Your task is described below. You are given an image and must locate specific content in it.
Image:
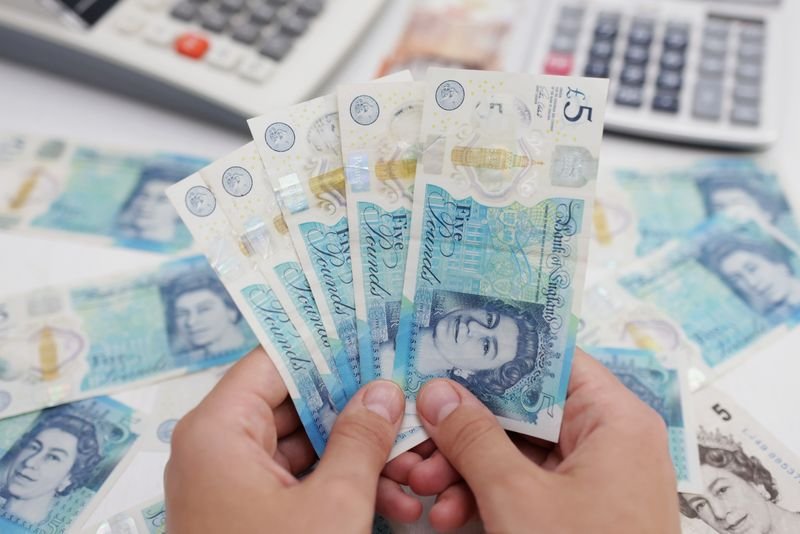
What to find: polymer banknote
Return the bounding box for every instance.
[679,387,800,534]
[591,156,799,275]
[0,255,256,420]
[249,95,363,389]
[167,174,340,455]
[195,142,350,406]
[86,496,166,534]
[338,80,425,382]
[582,215,800,388]
[0,396,142,534]
[393,68,608,448]
[585,347,702,493]
[0,134,206,253]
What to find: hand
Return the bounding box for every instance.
[406,348,681,533]
[164,348,423,533]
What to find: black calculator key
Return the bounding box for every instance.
[731,105,760,126]
[702,37,727,58]
[734,83,761,104]
[280,11,309,36]
[220,0,245,12]
[660,50,685,71]
[268,0,290,5]
[620,65,645,86]
[584,60,610,78]
[624,45,649,65]
[699,56,725,78]
[590,40,614,60]
[616,85,643,107]
[594,13,619,41]
[664,27,689,51]
[628,19,654,46]
[653,91,679,113]
[296,0,324,17]
[200,8,228,32]
[232,22,261,44]
[656,70,682,91]
[259,33,293,60]
[171,1,198,21]
[250,3,276,24]
[693,81,723,120]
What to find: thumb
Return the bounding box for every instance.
[312,380,404,497]
[417,379,534,497]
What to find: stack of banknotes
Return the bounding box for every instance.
[3,64,800,533]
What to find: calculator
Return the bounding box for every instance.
[529,0,783,149]
[0,0,386,128]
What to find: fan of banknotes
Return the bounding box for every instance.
[3,66,800,534]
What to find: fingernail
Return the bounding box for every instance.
[363,381,404,423]
[418,381,460,425]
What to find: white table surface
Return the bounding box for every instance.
[1,0,799,530]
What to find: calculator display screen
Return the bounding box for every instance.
[54,0,120,26]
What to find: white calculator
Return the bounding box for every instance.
[529,0,784,149]
[0,0,386,127]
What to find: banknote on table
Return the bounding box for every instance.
[85,496,166,534]
[0,134,206,253]
[582,215,800,389]
[392,68,608,450]
[584,347,702,493]
[679,387,800,533]
[248,95,363,390]
[0,255,256,420]
[0,396,142,533]
[167,174,340,455]
[591,156,800,276]
[195,142,349,407]
[338,80,425,382]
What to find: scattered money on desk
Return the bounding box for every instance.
[0,255,257,420]
[0,134,207,253]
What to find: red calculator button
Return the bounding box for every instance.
[544,53,573,76]
[175,33,209,59]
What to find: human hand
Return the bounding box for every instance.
[164,347,423,533]
[405,348,681,533]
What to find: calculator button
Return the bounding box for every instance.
[544,53,573,75]
[170,1,198,22]
[115,14,145,34]
[557,17,582,36]
[660,50,685,71]
[628,19,654,46]
[734,84,760,104]
[232,22,261,44]
[653,91,679,113]
[740,24,765,44]
[664,26,689,51]
[259,33,293,60]
[624,45,649,65]
[560,6,585,19]
[702,37,727,58]
[693,82,723,120]
[175,33,209,59]
[594,13,619,41]
[620,65,646,86]
[250,4,276,24]
[699,57,725,78]
[296,0,324,17]
[143,23,177,46]
[616,85,643,107]
[200,8,228,32]
[731,105,760,126]
[551,34,577,53]
[584,60,610,78]
[704,19,730,40]
[656,70,682,91]
[238,55,275,82]
[590,40,614,60]
[207,45,241,70]
[279,12,309,36]
[738,42,764,62]
[220,0,245,12]
[268,0,291,5]
[736,62,762,81]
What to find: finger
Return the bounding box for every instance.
[311,380,404,502]
[407,451,461,496]
[428,482,477,533]
[204,347,289,411]
[375,477,423,524]
[275,429,317,475]
[416,379,534,496]
[568,348,625,396]
[382,451,424,485]
[274,399,301,438]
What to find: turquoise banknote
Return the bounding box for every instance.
[196,142,351,405]
[168,174,341,454]
[585,347,701,493]
[338,78,424,382]
[249,97,362,389]
[0,256,256,420]
[585,215,800,386]
[592,156,800,274]
[0,134,206,253]
[393,68,608,448]
[679,387,800,534]
[0,396,142,534]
